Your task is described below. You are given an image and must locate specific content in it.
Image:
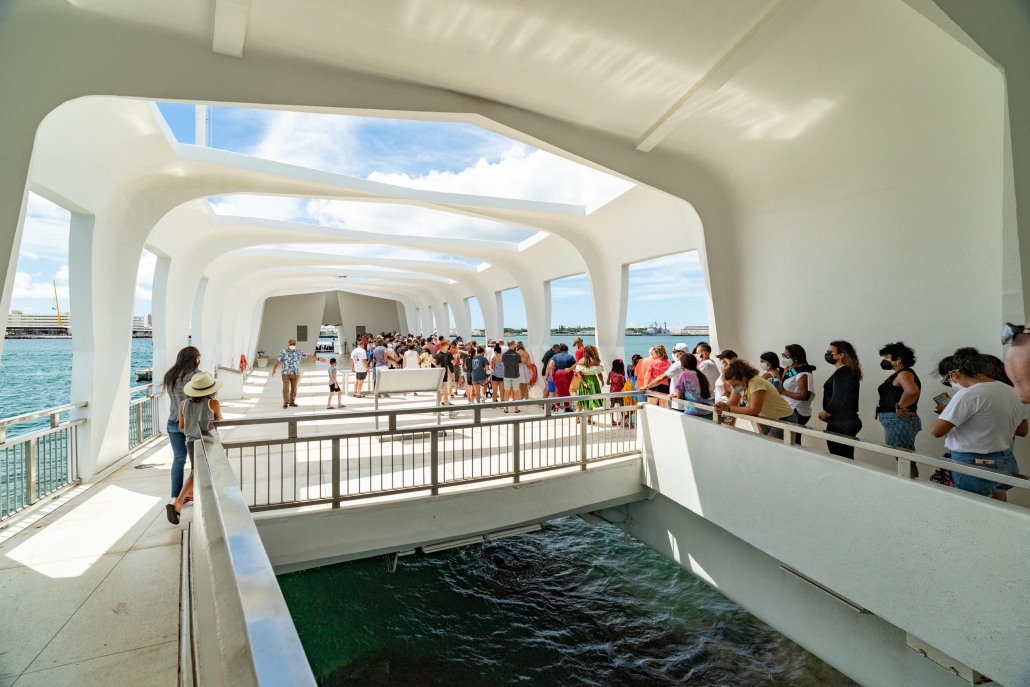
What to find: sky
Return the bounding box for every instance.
[9,104,709,327]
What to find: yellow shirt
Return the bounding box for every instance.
[742,376,794,421]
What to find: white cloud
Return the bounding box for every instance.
[12,270,69,300]
[246,110,361,175]
[19,194,70,262]
[368,143,632,212]
[136,250,157,288]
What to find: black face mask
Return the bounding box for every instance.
[880,359,893,371]
[824,353,837,365]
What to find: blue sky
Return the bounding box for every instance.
[10,104,709,328]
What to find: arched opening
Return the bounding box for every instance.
[625,251,709,360]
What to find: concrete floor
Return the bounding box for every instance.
[0,440,181,686]
[0,361,634,685]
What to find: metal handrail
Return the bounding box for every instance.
[222,403,637,449]
[216,391,640,428]
[189,437,316,686]
[0,419,86,448]
[0,402,88,429]
[658,394,1030,491]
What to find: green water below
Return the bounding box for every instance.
[279,517,856,686]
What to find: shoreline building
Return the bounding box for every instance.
[0,2,1028,686]
[6,309,72,337]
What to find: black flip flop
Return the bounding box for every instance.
[165,503,180,525]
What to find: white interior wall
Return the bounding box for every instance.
[332,291,402,344]
[256,294,326,356]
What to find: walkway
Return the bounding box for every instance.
[0,361,619,685]
[0,440,180,686]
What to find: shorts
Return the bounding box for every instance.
[328,383,341,392]
[355,372,367,381]
[492,376,504,383]
[466,374,474,385]
[519,365,531,384]
[503,378,518,390]
[472,376,488,385]
[547,379,556,393]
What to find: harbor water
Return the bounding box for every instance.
[280,517,855,686]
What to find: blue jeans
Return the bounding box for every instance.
[878,412,921,450]
[167,418,192,498]
[949,448,1018,496]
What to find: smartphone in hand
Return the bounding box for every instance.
[933,392,951,407]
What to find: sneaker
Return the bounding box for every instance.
[448,410,460,418]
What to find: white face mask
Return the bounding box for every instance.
[289,345,296,351]
[781,356,793,367]
[760,362,771,371]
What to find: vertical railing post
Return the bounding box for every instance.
[25,440,38,505]
[331,439,341,508]
[388,413,397,433]
[430,430,440,495]
[288,421,297,440]
[579,415,588,469]
[134,403,144,447]
[49,412,60,429]
[512,422,521,483]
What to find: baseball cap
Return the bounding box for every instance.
[715,349,737,360]
[673,343,689,352]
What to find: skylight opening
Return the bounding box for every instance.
[155,102,634,210]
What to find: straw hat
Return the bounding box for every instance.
[184,371,224,397]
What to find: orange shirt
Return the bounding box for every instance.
[634,357,649,389]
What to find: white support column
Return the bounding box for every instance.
[69,212,139,479]
[442,287,471,340]
[495,291,505,341]
[588,260,629,368]
[150,254,172,426]
[519,278,551,368]
[191,277,209,354]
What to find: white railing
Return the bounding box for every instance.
[0,402,87,520]
[186,436,316,687]
[658,394,1030,494]
[217,392,641,511]
[128,384,160,449]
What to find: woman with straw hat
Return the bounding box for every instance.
[166,371,223,525]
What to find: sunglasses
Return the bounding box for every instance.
[941,369,958,387]
[1002,323,1027,345]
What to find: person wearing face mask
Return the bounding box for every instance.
[875,342,922,451]
[759,352,784,388]
[931,347,1027,499]
[271,338,326,409]
[714,359,795,438]
[778,344,815,443]
[693,342,721,394]
[817,340,863,458]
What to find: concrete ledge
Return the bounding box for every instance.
[256,456,648,573]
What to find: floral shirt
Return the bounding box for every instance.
[276,347,307,375]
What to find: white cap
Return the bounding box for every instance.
[674,343,690,352]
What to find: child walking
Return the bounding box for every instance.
[469,345,489,403]
[327,357,344,409]
[167,371,223,525]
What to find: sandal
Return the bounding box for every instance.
[503,407,509,414]
[165,503,180,525]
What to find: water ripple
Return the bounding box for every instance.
[279,517,856,687]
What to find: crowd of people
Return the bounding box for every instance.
[157,326,1029,524]
[634,338,1026,502]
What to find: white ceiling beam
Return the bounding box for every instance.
[635,0,811,152]
[212,0,252,57]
